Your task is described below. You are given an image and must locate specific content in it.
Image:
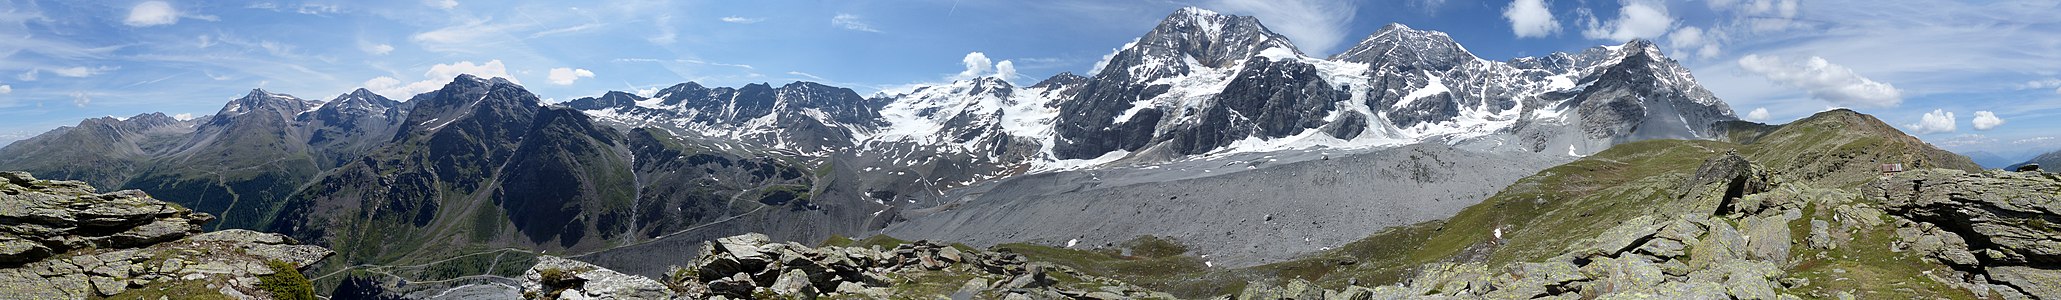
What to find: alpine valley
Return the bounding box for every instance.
[5,7,2052,300]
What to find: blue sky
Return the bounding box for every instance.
[2,0,2058,159]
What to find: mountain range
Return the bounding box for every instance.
[0,7,1751,297]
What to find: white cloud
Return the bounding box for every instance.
[995,60,1018,82]
[1971,111,2004,130]
[124,1,180,27]
[173,113,194,121]
[2023,79,2061,90]
[721,16,763,24]
[0,85,9,94]
[69,91,89,107]
[832,14,881,33]
[786,71,824,81]
[427,0,458,9]
[1907,109,1956,134]
[1580,1,1674,42]
[1737,54,1903,108]
[16,70,36,81]
[1502,0,1560,38]
[1744,107,1770,122]
[364,60,517,99]
[361,43,394,55]
[955,52,995,80]
[1666,26,1721,59]
[296,4,342,15]
[1708,0,1801,31]
[547,68,594,85]
[1209,0,1357,54]
[49,67,111,78]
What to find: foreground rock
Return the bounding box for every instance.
[1876,169,2061,299]
[0,171,333,299]
[524,233,1174,299]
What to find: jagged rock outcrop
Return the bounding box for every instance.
[1876,169,2061,299]
[0,171,332,299]
[524,233,1173,299]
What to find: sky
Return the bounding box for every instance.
[2,0,2058,160]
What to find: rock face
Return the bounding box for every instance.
[523,233,1173,299]
[1876,169,2061,299]
[0,171,333,299]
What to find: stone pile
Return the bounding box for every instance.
[524,233,1175,299]
[0,171,333,299]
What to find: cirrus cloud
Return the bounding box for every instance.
[123,1,214,27]
[832,14,881,33]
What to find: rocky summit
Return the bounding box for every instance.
[0,171,332,299]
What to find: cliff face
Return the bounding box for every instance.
[0,171,332,299]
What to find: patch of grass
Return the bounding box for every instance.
[258,259,317,300]
[995,239,1242,298]
[884,270,976,299]
[1121,235,1189,258]
[1786,211,1979,300]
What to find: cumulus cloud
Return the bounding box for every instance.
[173,113,194,121]
[1745,107,1770,122]
[995,60,1018,82]
[832,14,881,33]
[1502,0,1560,38]
[0,85,10,94]
[547,68,594,85]
[720,16,763,24]
[1210,0,1357,54]
[955,52,995,80]
[1737,54,1903,108]
[1666,26,1721,59]
[1907,109,1956,134]
[1580,1,1674,42]
[124,1,181,27]
[69,92,89,107]
[364,60,517,99]
[948,52,1020,83]
[1971,111,2004,130]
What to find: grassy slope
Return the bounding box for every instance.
[976,109,1983,298]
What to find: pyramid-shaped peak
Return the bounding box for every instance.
[1175,6,1222,17]
[242,88,297,100]
[1094,7,1299,79]
[1332,23,1475,70]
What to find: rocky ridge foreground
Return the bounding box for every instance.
[524,233,1174,299]
[0,171,333,299]
[1233,158,2061,299]
[1876,169,2061,299]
